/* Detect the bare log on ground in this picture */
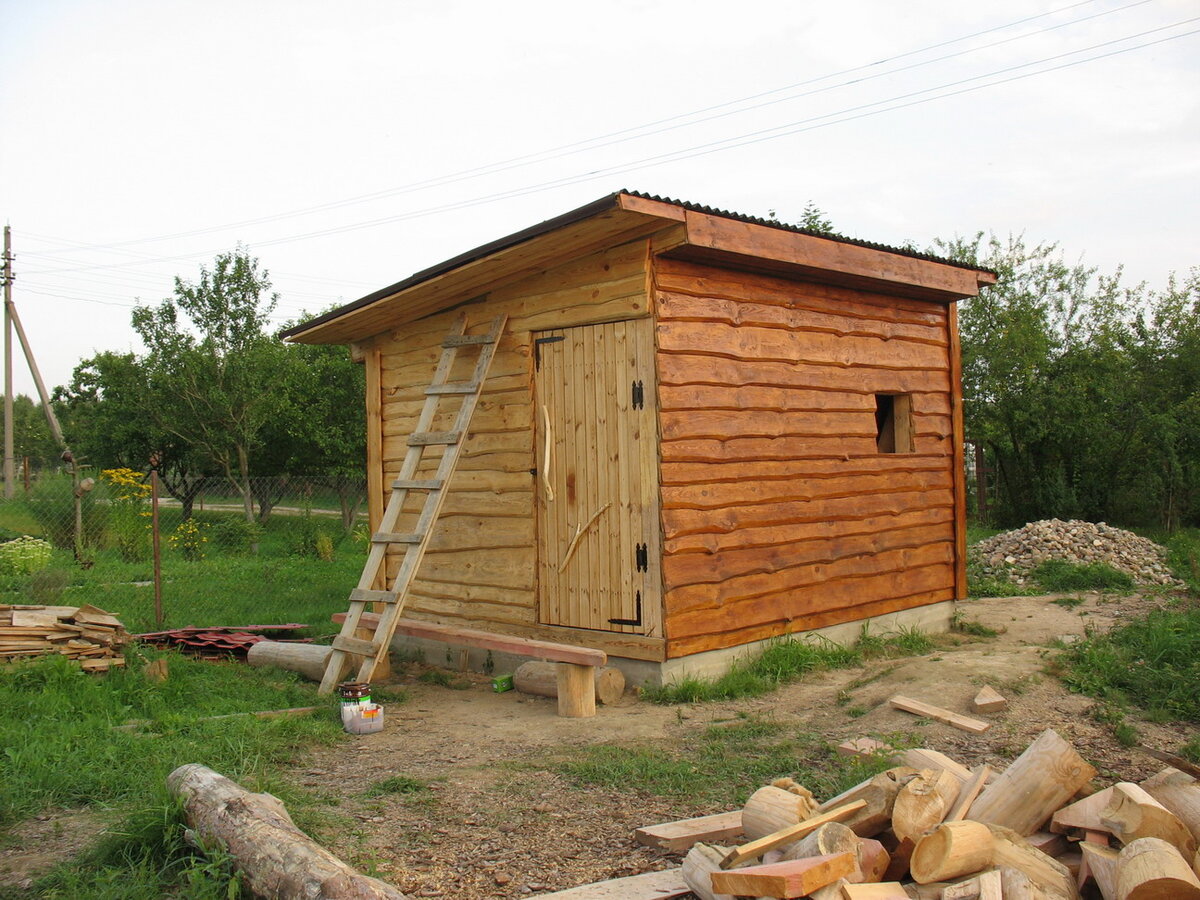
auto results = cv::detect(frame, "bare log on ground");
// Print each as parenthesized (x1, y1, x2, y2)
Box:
(246, 640, 331, 681)
(514, 660, 624, 705)
(1116, 836, 1200, 899)
(818, 767, 919, 837)
(909, 820, 995, 883)
(167, 763, 407, 900)
(968, 729, 1096, 835)
(742, 784, 819, 841)
(1101, 782, 1197, 858)
(1141, 767, 1200, 846)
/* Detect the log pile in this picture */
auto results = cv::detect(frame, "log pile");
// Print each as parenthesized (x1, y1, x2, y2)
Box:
(631, 728, 1200, 899)
(0, 603, 131, 671)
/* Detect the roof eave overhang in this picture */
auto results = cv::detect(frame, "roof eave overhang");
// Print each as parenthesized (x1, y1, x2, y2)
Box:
(283, 191, 995, 345)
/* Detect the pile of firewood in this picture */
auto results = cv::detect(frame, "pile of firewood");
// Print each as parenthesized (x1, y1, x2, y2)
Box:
(0, 603, 131, 671)
(633, 729, 1200, 899)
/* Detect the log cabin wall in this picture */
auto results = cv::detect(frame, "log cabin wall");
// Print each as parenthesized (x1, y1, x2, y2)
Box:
(363, 233, 674, 661)
(654, 256, 961, 659)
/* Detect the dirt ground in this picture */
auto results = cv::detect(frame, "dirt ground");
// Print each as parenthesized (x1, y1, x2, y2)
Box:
(2, 590, 1195, 896)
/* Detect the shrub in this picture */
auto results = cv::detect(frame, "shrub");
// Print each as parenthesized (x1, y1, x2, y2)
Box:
(0, 536, 53, 576)
(289, 513, 335, 560)
(167, 518, 208, 561)
(101, 468, 152, 562)
(209, 516, 264, 555)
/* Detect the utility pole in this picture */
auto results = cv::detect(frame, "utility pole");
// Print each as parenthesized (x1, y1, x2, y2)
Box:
(3, 226, 13, 499)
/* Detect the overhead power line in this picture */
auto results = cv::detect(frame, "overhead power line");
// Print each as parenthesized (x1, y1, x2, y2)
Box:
(20, 0, 1152, 264)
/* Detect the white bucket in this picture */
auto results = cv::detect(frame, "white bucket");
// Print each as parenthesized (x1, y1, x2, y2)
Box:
(340, 702, 384, 734)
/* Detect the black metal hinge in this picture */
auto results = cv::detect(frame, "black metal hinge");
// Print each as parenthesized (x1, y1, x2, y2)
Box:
(533, 335, 564, 370)
(608, 590, 643, 627)
(635, 543, 648, 572)
(632, 380, 644, 409)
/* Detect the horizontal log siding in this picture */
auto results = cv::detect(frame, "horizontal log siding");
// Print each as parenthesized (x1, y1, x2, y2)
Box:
(371, 238, 654, 638)
(655, 258, 958, 657)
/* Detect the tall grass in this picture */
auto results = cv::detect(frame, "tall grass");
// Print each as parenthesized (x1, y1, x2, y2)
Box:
(0, 649, 349, 897)
(1060, 603, 1200, 722)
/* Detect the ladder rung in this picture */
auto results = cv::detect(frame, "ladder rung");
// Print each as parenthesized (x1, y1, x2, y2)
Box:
(408, 431, 461, 446)
(426, 382, 479, 395)
(349, 589, 398, 604)
(331, 635, 379, 657)
(442, 334, 494, 347)
(391, 478, 443, 491)
(371, 532, 423, 545)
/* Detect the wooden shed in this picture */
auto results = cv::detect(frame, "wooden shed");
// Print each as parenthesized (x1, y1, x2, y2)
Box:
(283, 192, 996, 684)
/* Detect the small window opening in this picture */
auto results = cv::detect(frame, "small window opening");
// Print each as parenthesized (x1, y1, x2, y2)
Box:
(875, 393, 914, 453)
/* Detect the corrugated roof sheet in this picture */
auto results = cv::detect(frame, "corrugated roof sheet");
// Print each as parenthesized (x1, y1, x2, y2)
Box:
(280, 190, 990, 340)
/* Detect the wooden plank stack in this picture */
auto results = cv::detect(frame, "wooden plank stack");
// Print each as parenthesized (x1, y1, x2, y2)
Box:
(624, 728, 1200, 900)
(0, 603, 131, 671)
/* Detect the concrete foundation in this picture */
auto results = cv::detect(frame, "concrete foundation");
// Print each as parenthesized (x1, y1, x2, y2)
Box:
(389, 600, 957, 690)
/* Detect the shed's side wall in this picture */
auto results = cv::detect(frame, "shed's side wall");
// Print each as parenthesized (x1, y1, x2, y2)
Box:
(366, 235, 669, 660)
(654, 257, 960, 658)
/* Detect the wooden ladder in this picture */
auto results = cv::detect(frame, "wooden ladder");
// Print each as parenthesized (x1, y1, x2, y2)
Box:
(318, 314, 508, 695)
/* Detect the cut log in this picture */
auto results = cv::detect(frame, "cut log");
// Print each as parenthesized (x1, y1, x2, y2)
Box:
(818, 767, 919, 837)
(780, 821, 860, 864)
(891, 769, 960, 843)
(839, 884, 910, 899)
(710, 853, 856, 898)
(1050, 785, 1116, 835)
(968, 729, 1097, 835)
(999, 866, 1051, 900)
(533, 868, 690, 899)
(895, 749, 976, 786)
(888, 695, 991, 733)
(166, 764, 406, 899)
(972, 686, 1008, 713)
(635, 810, 742, 852)
(1115, 836, 1200, 900)
(1139, 768, 1200, 847)
(986, 824, 1078, 899)
(682, 844, 737, 900)
(1078, 842, 1118, 900)
(1100, 782, 1197, 857)
(1027, 831, 1069, 858)
(856, 838, 890, 882)
(246, 640, 331, 681)
(909, 820, 995, 883)
(720, 802, 866, 869)
(743, 785, 819, 841)
(948, 765, 991, 822)
(942, 869, 1003, 900)
(513, 660, 625, 706)
(555, 663, 596, 717)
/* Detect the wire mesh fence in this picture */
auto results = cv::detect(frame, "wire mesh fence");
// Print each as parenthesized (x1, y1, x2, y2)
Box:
(0, 470, 368, 636)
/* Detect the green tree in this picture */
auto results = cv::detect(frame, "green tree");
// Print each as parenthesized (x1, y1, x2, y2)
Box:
(11, 394, 59, 473)
(57, 352, 216, 517)
(131, 249, 287, 526)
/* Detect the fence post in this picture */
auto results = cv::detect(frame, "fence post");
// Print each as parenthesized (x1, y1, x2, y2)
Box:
(150, 454, 164, 627)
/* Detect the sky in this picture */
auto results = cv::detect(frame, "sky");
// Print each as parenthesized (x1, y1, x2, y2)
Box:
(1, 0, 1197, 399)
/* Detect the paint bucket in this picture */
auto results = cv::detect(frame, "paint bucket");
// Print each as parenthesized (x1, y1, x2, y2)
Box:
(337, 681, 383, 734)
(340, 701, 384, 734)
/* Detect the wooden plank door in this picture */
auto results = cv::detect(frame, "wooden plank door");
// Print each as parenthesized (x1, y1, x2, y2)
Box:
(534, 319, 659, 635)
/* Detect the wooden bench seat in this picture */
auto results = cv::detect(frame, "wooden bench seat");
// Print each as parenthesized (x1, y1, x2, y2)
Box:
(332, 612, 606, 717)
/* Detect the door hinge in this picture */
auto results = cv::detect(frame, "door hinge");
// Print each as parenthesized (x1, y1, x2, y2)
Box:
(608, 590, 643, 627)
(533, 334, 564, 370)
(632, 380, 644, 409)
(635, 542, 648, 572)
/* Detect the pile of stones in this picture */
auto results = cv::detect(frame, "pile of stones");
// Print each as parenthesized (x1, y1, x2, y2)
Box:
(970, 518, 1180, 587)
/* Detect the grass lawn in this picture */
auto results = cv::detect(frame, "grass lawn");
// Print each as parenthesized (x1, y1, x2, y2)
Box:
(0, 504, 364, 636)
(0, 503, 370, 897)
